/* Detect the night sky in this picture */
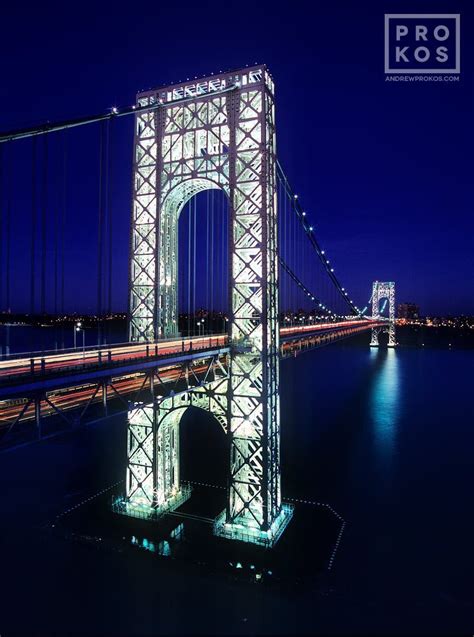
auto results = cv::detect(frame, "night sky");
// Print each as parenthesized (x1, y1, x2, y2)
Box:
(0, 0, 472, 316)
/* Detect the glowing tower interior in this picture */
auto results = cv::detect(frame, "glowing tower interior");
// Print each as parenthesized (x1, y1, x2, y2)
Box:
(124, 65, 293, 547)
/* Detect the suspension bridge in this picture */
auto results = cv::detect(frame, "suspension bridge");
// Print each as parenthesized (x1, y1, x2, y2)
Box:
(0, 65, 395, 547)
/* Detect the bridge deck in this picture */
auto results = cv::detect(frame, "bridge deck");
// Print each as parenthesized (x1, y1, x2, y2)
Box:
(0, 320, 384, 403)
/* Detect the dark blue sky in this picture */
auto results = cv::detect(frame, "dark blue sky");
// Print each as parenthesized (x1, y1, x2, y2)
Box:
(0, 0, 472, 315)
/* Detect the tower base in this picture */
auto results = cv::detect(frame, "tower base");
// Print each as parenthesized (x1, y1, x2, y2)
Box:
(112, 485, 192, 522)
(213, 502, 294, 548)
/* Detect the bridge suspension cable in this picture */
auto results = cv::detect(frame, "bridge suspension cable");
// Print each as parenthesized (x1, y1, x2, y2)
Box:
(278, 257, 337, 319)
(0, 86, 371, 347)
(276, 161, 361, 317)
(0, 84, 239, 145)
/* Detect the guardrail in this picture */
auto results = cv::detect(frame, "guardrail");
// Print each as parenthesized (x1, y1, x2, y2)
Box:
(0, 336, 230, 385)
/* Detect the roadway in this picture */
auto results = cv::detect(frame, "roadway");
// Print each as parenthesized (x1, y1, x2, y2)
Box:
(0, 319, 377, 382)
(0, 334, 228, 382)
(0, 319, 385, 428)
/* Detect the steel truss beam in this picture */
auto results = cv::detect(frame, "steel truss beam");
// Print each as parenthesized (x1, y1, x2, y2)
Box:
(0, 354, 228, 449)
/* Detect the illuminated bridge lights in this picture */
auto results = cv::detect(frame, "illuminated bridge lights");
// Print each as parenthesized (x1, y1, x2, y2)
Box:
(112, 486, 192, 521)
(127, 65, 283, 547)
(0, 64, 398, 551)
(214, 503, 294, 548)
(370, 281, 397, 348)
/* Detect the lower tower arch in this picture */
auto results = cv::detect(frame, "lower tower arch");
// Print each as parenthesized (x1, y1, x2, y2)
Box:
(124, 377, 229, 519)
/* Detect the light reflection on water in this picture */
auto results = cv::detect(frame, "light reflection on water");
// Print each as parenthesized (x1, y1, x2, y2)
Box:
(369, 349, 400, 468)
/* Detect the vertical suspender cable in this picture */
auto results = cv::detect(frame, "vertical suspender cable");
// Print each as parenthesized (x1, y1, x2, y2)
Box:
(6, 142, 12, 313)
(103, 120, 110, 344)
(108, 119, 113, 316)
(193, 196, 196, 334)
(206, 191, 209, 329)
(5, 143, 12, 355)
(299, 217, 303, 311)
(281, 178, 285, 315)
(282, 177, 286, 314)
(61, 131, 67, 315)
(285, 182, 289, 315)
(210, 190, 214, 333)
(30, 138, 37, 316)
(278, 176, 281, 313)
(97, 122, 104, 345)
(187, 201, 191, 337)
(291, 192, 295, 319)
(41, 135, 48, 315)
(221, 191, 225, 322)
(0, 144, 3, 313)
(302, 222, 306, 312)
(54, 145, 59, 317)
(60, 131, 67, 348)
(285, 181, 289, 315)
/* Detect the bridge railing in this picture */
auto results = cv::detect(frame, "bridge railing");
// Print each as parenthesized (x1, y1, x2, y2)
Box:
(280, 321, 388, 357)
(0, 335, 230, 385)
(0, 333, 229, 362)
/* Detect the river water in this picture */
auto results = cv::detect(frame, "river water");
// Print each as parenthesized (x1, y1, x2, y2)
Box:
(0, 333, 472, 634)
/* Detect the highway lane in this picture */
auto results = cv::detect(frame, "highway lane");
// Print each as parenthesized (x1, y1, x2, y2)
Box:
(0, 334, 229, 381)
(0, 320, 378, 382)
(0, 320, 384, 429)
(0, 360, 214, 426)
(280, 318, 376, 337)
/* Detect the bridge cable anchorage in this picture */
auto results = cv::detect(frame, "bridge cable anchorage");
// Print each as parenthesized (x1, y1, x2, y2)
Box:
(0, 83, 241, 144)
(276, 161, 361, 317)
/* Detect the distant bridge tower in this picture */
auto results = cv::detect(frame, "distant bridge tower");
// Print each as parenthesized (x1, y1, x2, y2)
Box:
(125, 65, 292, 546)
(370, 281, 396, 347)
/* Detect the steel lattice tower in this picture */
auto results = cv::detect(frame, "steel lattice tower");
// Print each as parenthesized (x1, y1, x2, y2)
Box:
(126, 65, 292, 546)
(370, 281, 396, 347)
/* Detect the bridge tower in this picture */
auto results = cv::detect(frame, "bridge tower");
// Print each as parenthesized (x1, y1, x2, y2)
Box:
(125, 65, 292, 546)
(370, 281, 396, 347)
